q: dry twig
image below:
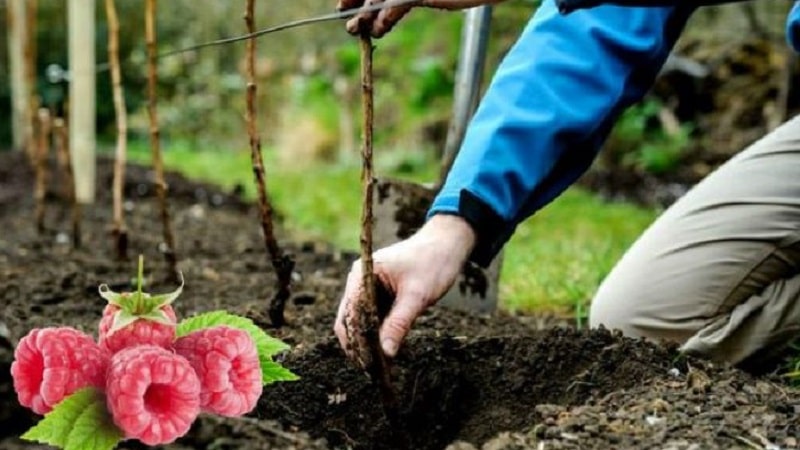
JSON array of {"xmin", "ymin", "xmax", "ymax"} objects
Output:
[
  {"xmin": 244, "ymin": 0, "xmax": 295, "ymax": 328},
  {"xmin": 345, "ymin": 31, "xmax": 399, "ymax": 421},
  {"xmin": 34, "ymin": 108, "xmax": 51, "ymax": 234},
  {"xmin": 146, "ymin": 0, "xmax": 180, "ymax": 281},
  {"xmin": 53, "ymin": 118, "xmax": 80, "ymax": 248},
  {"xmin": 105, "ymin": 0, "xmax": 128, "ymax": 260}
]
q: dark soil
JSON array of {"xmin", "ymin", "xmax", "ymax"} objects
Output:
[{"xmin": 1, "ymin": 151, "xmax": 798, "ymax": 449}]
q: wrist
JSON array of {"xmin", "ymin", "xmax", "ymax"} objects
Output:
[{"xmin": 420, "ymin": 214, "xmax": 476, "ymax": 265}]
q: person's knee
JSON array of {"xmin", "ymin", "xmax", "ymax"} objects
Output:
[{"xmin": 588, "ymin": 284, "xmax": 642, "ymax": 337}]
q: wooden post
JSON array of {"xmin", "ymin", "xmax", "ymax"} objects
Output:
[
  {"xmin": 6, "ymin": 0, "xmax": 30, "ymax": 152},
  {"xmin": 68, "ymin": 0, "xmax": 96, "ymax": 204}
]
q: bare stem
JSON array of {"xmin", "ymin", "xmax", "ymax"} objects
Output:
[
  {"xmin": 146, "ymin": 0, "xmax": 179, "ymax": 282},
  {"xmin": 244, "ymin": 0, "xmax": 294, "ymax": 328},
  {"xmin": 53, "ymin": 117, "xmax": 80, "ymax": 247},
  {"xmin": 23, "ymin": 0, "xmax": 37, "ymax": 165},
  {"xmin": 105, "ymin": 0, "xmax": 128, "ymax": 260},
  {"xmin": 356, "ymin": 33, "xmax": 397, "ymax": 419},
  {"xmin": 53, "ymin": 118, "xmax": 79, "ymax": 246},
  {"xmin": 34, "ymin": 107, "xmax": 50, "ymax": 234}
]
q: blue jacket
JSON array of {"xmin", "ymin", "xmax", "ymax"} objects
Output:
[{"xmin": 429, "ymin": 1, "xmax": 800, "ymax": 266}]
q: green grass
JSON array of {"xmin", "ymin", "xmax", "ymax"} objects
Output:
[
  {"xmin": 501, "ymin": 190, "xmax": 656, "ymax": 316},
  {"xmin": 122, "ymin": 140, "xmax": 656, "ymax": 315}
]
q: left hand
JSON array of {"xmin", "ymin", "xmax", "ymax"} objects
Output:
[{"xmin": 337, "ymin": 0, "xmax": 505, "ymax": 38}]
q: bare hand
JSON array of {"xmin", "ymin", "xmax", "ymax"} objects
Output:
[
  {"xmin": 337, "ymin": 0, "xmax": 505, "ymax": 38},
  {"xmin": 334, "ymin": 215, "xmax": 476, "ymax": 360}
]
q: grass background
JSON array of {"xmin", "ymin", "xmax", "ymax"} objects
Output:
[{"xmin": 125, "ymin": 140, "xmax": 657, "ymax": 318}]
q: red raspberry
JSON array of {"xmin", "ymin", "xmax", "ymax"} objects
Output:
[
  {"xmin": 173, "ymin": 326, "xmax": 262, "ymax": 417},
  {"xmin": 98, "ymin": 303, "xmax": 177, "ymax": 354},
  {"xmin": 11, "ymin": 327, "xmax": 109, "ymax": 415},
  {"xmin": 106, "ymin": 345, "xmax": 201, "ymax": 446}
]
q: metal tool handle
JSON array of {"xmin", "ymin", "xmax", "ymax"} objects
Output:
[{"xmin": 438, "ymin": 5, "xmax": 493, "ymax": 186}]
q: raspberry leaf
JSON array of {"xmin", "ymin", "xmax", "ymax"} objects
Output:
[
  {"xmin": 64, "ymin": 396, "xmax": 122, "ymax": 450},
  {"xmin": 21, "ymin": 387, "xmax": 122, "ymax": 450},
  {"xmin": 261, "ymin": 359, "xmax": 300, "ymax": 384},
  {"xmin": 176, "ymin": 310, "xmax": 297, "ymax": 383}
]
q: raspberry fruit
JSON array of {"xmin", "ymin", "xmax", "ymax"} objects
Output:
[
  {"xmin": 98, "ymin": 303, "xmax": 177, "ymax": 354},
  {"xmin": 11, "ymin": 327, "xmax": 109, "ymax": 415},
  {"xmin": 97, "ymin": 256, "xmax": 182, "ymax": 354},
  {"xmin": 173, "ymin": 326, "xmax": 263, "ymax": 417},
  {"xmin": 106, "ymin": 345, "xmax": 201, "ymax": 446}
]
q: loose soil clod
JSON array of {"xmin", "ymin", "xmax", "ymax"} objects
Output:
[{"xmin": 0, "ymin": 152, "xmax": 798, "ymax": 450}]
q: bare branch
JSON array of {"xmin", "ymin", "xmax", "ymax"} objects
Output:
[
  {"xmin": 105, "ymin": 0, "xmax": 129, "ymax": 260},
  {"xmin": 244, "ymin": 0, "xmax": 295, "ymax": 327},
  {"xmin": 146, "ymin": 0, "xmax": 179, "ymax": 281}
]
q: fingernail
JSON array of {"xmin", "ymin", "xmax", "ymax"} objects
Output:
[{"xmin": 382, "ymin": 338, "xmax": 398, "ymax": 357}]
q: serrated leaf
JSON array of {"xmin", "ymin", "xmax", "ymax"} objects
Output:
[
  {"xmin": 22, "ymin": 388, "xmax": 122, "ymax": 450},
  {"xmin": 176, "ymin": 311, "xmax": 297, "ymax": 384},
  {"xmin": 65, "ymin": 397, "xmax": 122, "ymax": 450},
  {"xmin": 261, "ymin": 359, "xmax": 300, "ymax": 384}
]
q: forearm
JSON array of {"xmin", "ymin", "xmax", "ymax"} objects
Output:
[{"xmin": 429, "ymin": 0, "xmax": 695, "ymax": 266}]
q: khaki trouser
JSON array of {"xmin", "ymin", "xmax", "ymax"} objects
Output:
[{"xmin": 590, "ymin": 115, "xmax": 800, "ymax": 366}]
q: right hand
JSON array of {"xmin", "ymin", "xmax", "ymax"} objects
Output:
[
  {"xmin": 337, "ymin": 0, "xmax": 505, "ymax": 38},
  {"xmin": 334, "ymin": 214, "xmax": 476, "ymax": 360}
]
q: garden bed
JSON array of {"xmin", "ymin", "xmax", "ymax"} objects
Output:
[{"xmin": 0, "ymin": 151, "xmax": 798, "ymax": 449}]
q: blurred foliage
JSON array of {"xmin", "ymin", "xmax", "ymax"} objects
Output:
[
  {"xmin": 120, "ymin": 140, "xmax": 654, "ymax": 315},
  {"xmin": 604, "ymin": 99, "xmax": 693, "ymax": 176},
  {"xmin": 0, "ymin": 0, "xmax": 795, "ymax": 181},
  {"xmin": 0, "ymin": 0, "xmax": 537, "ymax": 154}
]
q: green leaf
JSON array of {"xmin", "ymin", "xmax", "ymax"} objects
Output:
[
  {"xmin": 98, "ymin": 255, "xmax": 183, "ymax": 316},
  {"xmin": 65, "ymin": 398, "xmax": 123, "ymax": 450},
  {"xmin": 144, "ymin": 271, "xmax": 184, "ymax": 310},
  {"xmin": 107, "ymin": 309, "xmax": 139, "ymax": 336},
  {"xmin": 97, "ymin": 284, "xmax": 125, "ymax": 307},
  {"xmin": 21, "ymin": 388, "xmax": 122, "ymax": 450},
  {"xmin": 261, "ymin": 359, "xmax": 300, "ymax": 384},
  {"xmin": 177, "ymin": 311, "xmax": 297, "ymax": 384}
]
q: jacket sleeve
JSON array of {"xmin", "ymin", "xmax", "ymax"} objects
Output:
[{"xmin": 427, "ymin": 0, "xmax": 695, "ymax": 266}]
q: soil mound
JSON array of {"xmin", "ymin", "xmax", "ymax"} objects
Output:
[{"xmin": 0, "ymin": 151, "xmax": 797, "ymax": 449}]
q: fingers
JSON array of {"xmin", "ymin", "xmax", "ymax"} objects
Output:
[
  {"xmin": 334, "ymin": 261, "xmax": 363, "ymax": 355},
  {"xmin": 345, "ymin": 0, "xmax": 419, "ymax": 38},
  {"xmin": 345, "ymin": 0, "xmax": 383, "ymax": 35},
  {"xmin": 337, "ymin": 0, "xmax": 365, "ymax": 11},
  {"xmin": 372, "ymin": 4, "xmax": 414, "ymax": 37},
  {"xmin": 379, "ymin": 282, "xmax": 427, "ymax": 357},
  {"xmin": 335, "ymin": 259, "xmax": 427, "ymax": 360}
]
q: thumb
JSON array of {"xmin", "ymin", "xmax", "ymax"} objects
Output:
[{"xmin": 379, "ymin": 284, "xmax": 427, "ymax": 357}]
